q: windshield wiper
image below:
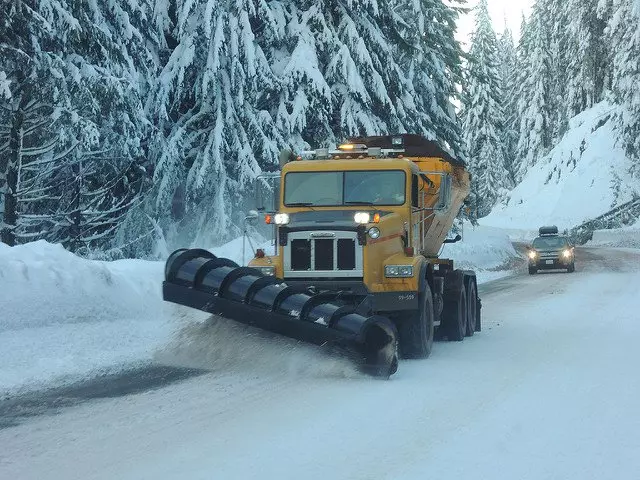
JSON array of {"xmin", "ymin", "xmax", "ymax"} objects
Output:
[
  {"xmin": 286, "ymin": 202, "xmax": 314, "ymax": 206},
  {"xmin": 344, "ymin": 200, "xmax": 375, "ymax": 206}
]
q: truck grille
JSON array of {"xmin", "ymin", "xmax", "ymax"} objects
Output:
[{"xmin": 285, "ymin": 232, "xmax": 363, "ymax": 278}]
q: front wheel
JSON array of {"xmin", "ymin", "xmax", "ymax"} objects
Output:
[
  {"xmin": 398, "ymin": 284, "xmax": 435, "ymax": 359},
  {"xmin": 567, "ymin": 262, "xmax": 575, "ymax": 273},
  {"xmin": 528, "ymin": 266, "xmax": 537, "ymax": 275}
]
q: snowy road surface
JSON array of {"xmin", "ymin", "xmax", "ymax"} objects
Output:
[{"xmin": 1, "ymin": 247, "xmax": 639, "ymax": 480}]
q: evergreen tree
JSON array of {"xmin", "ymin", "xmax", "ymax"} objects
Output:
[
  {"xmin": 0, "ymin": 0, "xmax": 154, "ymax": 250},
  {"xmin": 0, "ymin": 0, "xmax": 69, "ymax": 246},
  {"xmin": 514, "ymin": 2, "xmax": 553, "ymax": 181},
  {"xmin": 609, "ymin": 0, "xmax": 640, "ymax": 176},
  {"xmin": 565, "ymin": 0, "xmax": 611, "ymax": 118},
  {"xmin": 144, "ymin": 0, "xmax": 284, "ymax": 250},
  {"xmin": 396, "ymin": 0, "xmax": 466, "ymax": 157},
  {"xmin": 497, "ymin": 25, "xmax": 519, "ymax": 182},
  {"xmin": 461, "ymin": 0, "xmax": 510, "ymax": 216}
]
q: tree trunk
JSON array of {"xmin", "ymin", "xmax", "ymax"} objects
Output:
[
  {"xmin": 1, "ymin": 107, "xmax": 23, "ymax": 246},
  {"xmin": 69, "ymin": 160, "xmax": 82, "ymax": 251}
]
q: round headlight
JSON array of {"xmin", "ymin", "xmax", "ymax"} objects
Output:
[
  {"xmin": 354, "ymin": 212, "xmax": 371, "ymax": 224},
  {"xmin": 274, "ymin": 213, "xmax": 290, "ymax": 225},
  {"xmin": 562, "ymin": 249, "xmax": 572, "ymax": 258},
  {"xmin": 368, "ymin": 227, "xmax": 380, "ymax": 239},
  {"xmin": 528, "ymin": 250, "xmax": 537, "ymax": 259}
]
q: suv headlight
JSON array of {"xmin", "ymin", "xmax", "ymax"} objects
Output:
[
  {"xmin": 528, "ymin": 250, "xmax": 538, "ymax": 259},
  {"xmin": 385, "ymin": 265, "xmax": 413, "ymax": 278},
  {"xmin": 256, "ymin": 266, "xmax": 275, "ymax": 276},
  {"xmin": 562, "ymin": 249, "xmax": 572, "ymax": 258}
]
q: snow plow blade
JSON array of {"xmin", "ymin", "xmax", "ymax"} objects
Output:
[{"xmin": 163, "ymin": 249, "xmax": 398, "ymax": 377}]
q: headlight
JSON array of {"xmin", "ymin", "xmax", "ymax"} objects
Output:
[
  {"xmin": 528, "ymin": 250, "xmax": 538, "ymax": 259},
  {"xmin": 354, "ymin": 212, "xmax": 370, "ymax": 224},
  {"xmin": 385, "ymin": 265, "xmax": 413, "ymax": 278},
  {"xmin": 368, "ymin": 227, "xmax": 380, "ymax": 239},
  {"xmin": 562, "ymin": 249, "xmax": 572, "ymax": 258},
  {"xmin": 256, "ymin": 266, "xmax": 275, "ymax": 276},
  {"xmin": 274, "ymin": 213, "xmax": 290, "ymax": 225}
]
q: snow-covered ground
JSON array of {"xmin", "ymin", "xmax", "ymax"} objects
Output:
[
  {"xmin": 484, "ymin": 101, "xmax": 639, "ymax": 231},
  {"xmin": 0, "ymin": 241, "xmax": 173, "ymax": 396},
  {"xmin": 2, "ymin": 247, "xmax": 639, "ymax": 480},
  {"xmin": 0, "ymin": 227, "xmax": 518, "ymax": 397}
]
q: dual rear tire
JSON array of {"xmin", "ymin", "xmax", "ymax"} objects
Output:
[
  {"xmin": 397, "ymin": 273, "xmax": 479, "ymax": 358},
  {"xmin": 443, "ymin": 278, "xmax": 479, "ymax": 341},
  {"xmin": 398, "ymin": 283, "xmax": 435, "ymax": 359}
]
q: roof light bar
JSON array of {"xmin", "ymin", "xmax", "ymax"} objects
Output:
[{"xmin": 337, "ymin": 143, "xmax": 368, "ymax": 151}]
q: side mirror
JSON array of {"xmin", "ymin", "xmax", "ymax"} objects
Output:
[
  {"xmin": 244, "ymin": 210, "xmax": 259, "ymax": 226},
  {"xmin": 435, "ymin": 174, "xmax": 452, "ymax": 212}
]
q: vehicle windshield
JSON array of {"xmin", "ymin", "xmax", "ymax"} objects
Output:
[
  {"xmin": 284, "ymin": 170, "xmax": 406, "ymax": 206},
  {"xmin": 532, "ymin": 236, "xmax": 569, "ymax": 249}
]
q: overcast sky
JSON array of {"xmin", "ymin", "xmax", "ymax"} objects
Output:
[{"xmin": 455, "ymin": 0, "xmax": 534, "ymax": 49}]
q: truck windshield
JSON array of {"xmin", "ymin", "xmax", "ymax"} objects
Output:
[
  {"xmin": 532, "ymin": 237, "xmax": 569, "ymax": 249},
  {"xmin": 284, "ymin": 170, "xmax": 406, "ymax": 207}
]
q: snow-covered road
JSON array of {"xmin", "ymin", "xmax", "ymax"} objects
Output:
[{"xmin": 1, "ymin": 247, "xmax": 639, "ymax": 480}]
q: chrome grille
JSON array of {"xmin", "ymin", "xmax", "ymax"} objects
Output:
[{"xmin": 284, "ymin": 231, "xmax": 363, "ymax": 278}]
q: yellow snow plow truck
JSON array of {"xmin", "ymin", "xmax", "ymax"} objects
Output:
[{"xmin": 162, "ymin": 134, "xmax": 480, "ymax": 377}]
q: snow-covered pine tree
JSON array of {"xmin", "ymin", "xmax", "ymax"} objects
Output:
[
  {"xmin": 275, "ymin": 0, "xmax": 464, "ymax": 151},
  {"xmin": 270, "ymin": 0, "xmax": 398, "ymax": 145},
  {"xmin": 461, "ymin": 0, "xmax": 510, "ymax": 216},
  {"xmin": 393, "ymin": 0, "xmax": 466, "ymax": 158},
  {"xmin": 609, "ymin": 0, "xmax": 640, "ymax": 176},
  {"xmin": 497, "ymin": 25, "xmax": 519, "ymax": 182},
  {"xmin": 0, "ymin": 1, "xmax": 67, "ymax": 246},
  {"xmin": 0, "ymin": 0, "xmax": 154, "ymax": 250},
  {"xmin": 514, "ymin": 1, "xmax": 553, "ymax": 181},
  {"xmin": 545, "ymin": 0, "xmax": 570, "ymax": 140},
  {"xmin": 565, "ymin": 0, "xmax": 611, "ymax": 119},
  {"xmin": 145, "ymin": 0, "xmax": 284, "ymax": 250},
  {"xmin": 47, "ymin": 0, "xmax": 155, "ymax": 253}
]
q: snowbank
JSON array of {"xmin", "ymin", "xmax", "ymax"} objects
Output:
[
  {"xmin": 441, "ymin": 223, "xmax": 522, "ymax": 283},
  {"xmin": 484, "ymin": 101, "xmax": 639, "ymax": 230},
  {"xmin": 0, "ymin": 241, "xmax": 180, "ymax": 396},
  {"xmin": 588, "ymin": 224, "xmax": 640, "ymax": 249},
  {"xmin": 0, "ymin": 227, "xmax": 517, "ymax": 396}
]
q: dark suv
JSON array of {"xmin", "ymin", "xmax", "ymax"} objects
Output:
[{"xmin": 527, "ymin": 226, "xmax": 575, "ymax": 274}]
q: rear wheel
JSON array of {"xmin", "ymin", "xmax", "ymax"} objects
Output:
[
  {"xmin": 465, "ymin": 280, "xmax": 477, "ymax": 337},
  {"xmin": 528, "ymin": 266, "xmax": 537, "ymax": 275},
  {"xmin": 398, "ymin": 284, "xmax": 434, "ymax": 359},
  {"xmin": 443, "ymin": 284, "xmax": 467, "ymax": 342}
]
